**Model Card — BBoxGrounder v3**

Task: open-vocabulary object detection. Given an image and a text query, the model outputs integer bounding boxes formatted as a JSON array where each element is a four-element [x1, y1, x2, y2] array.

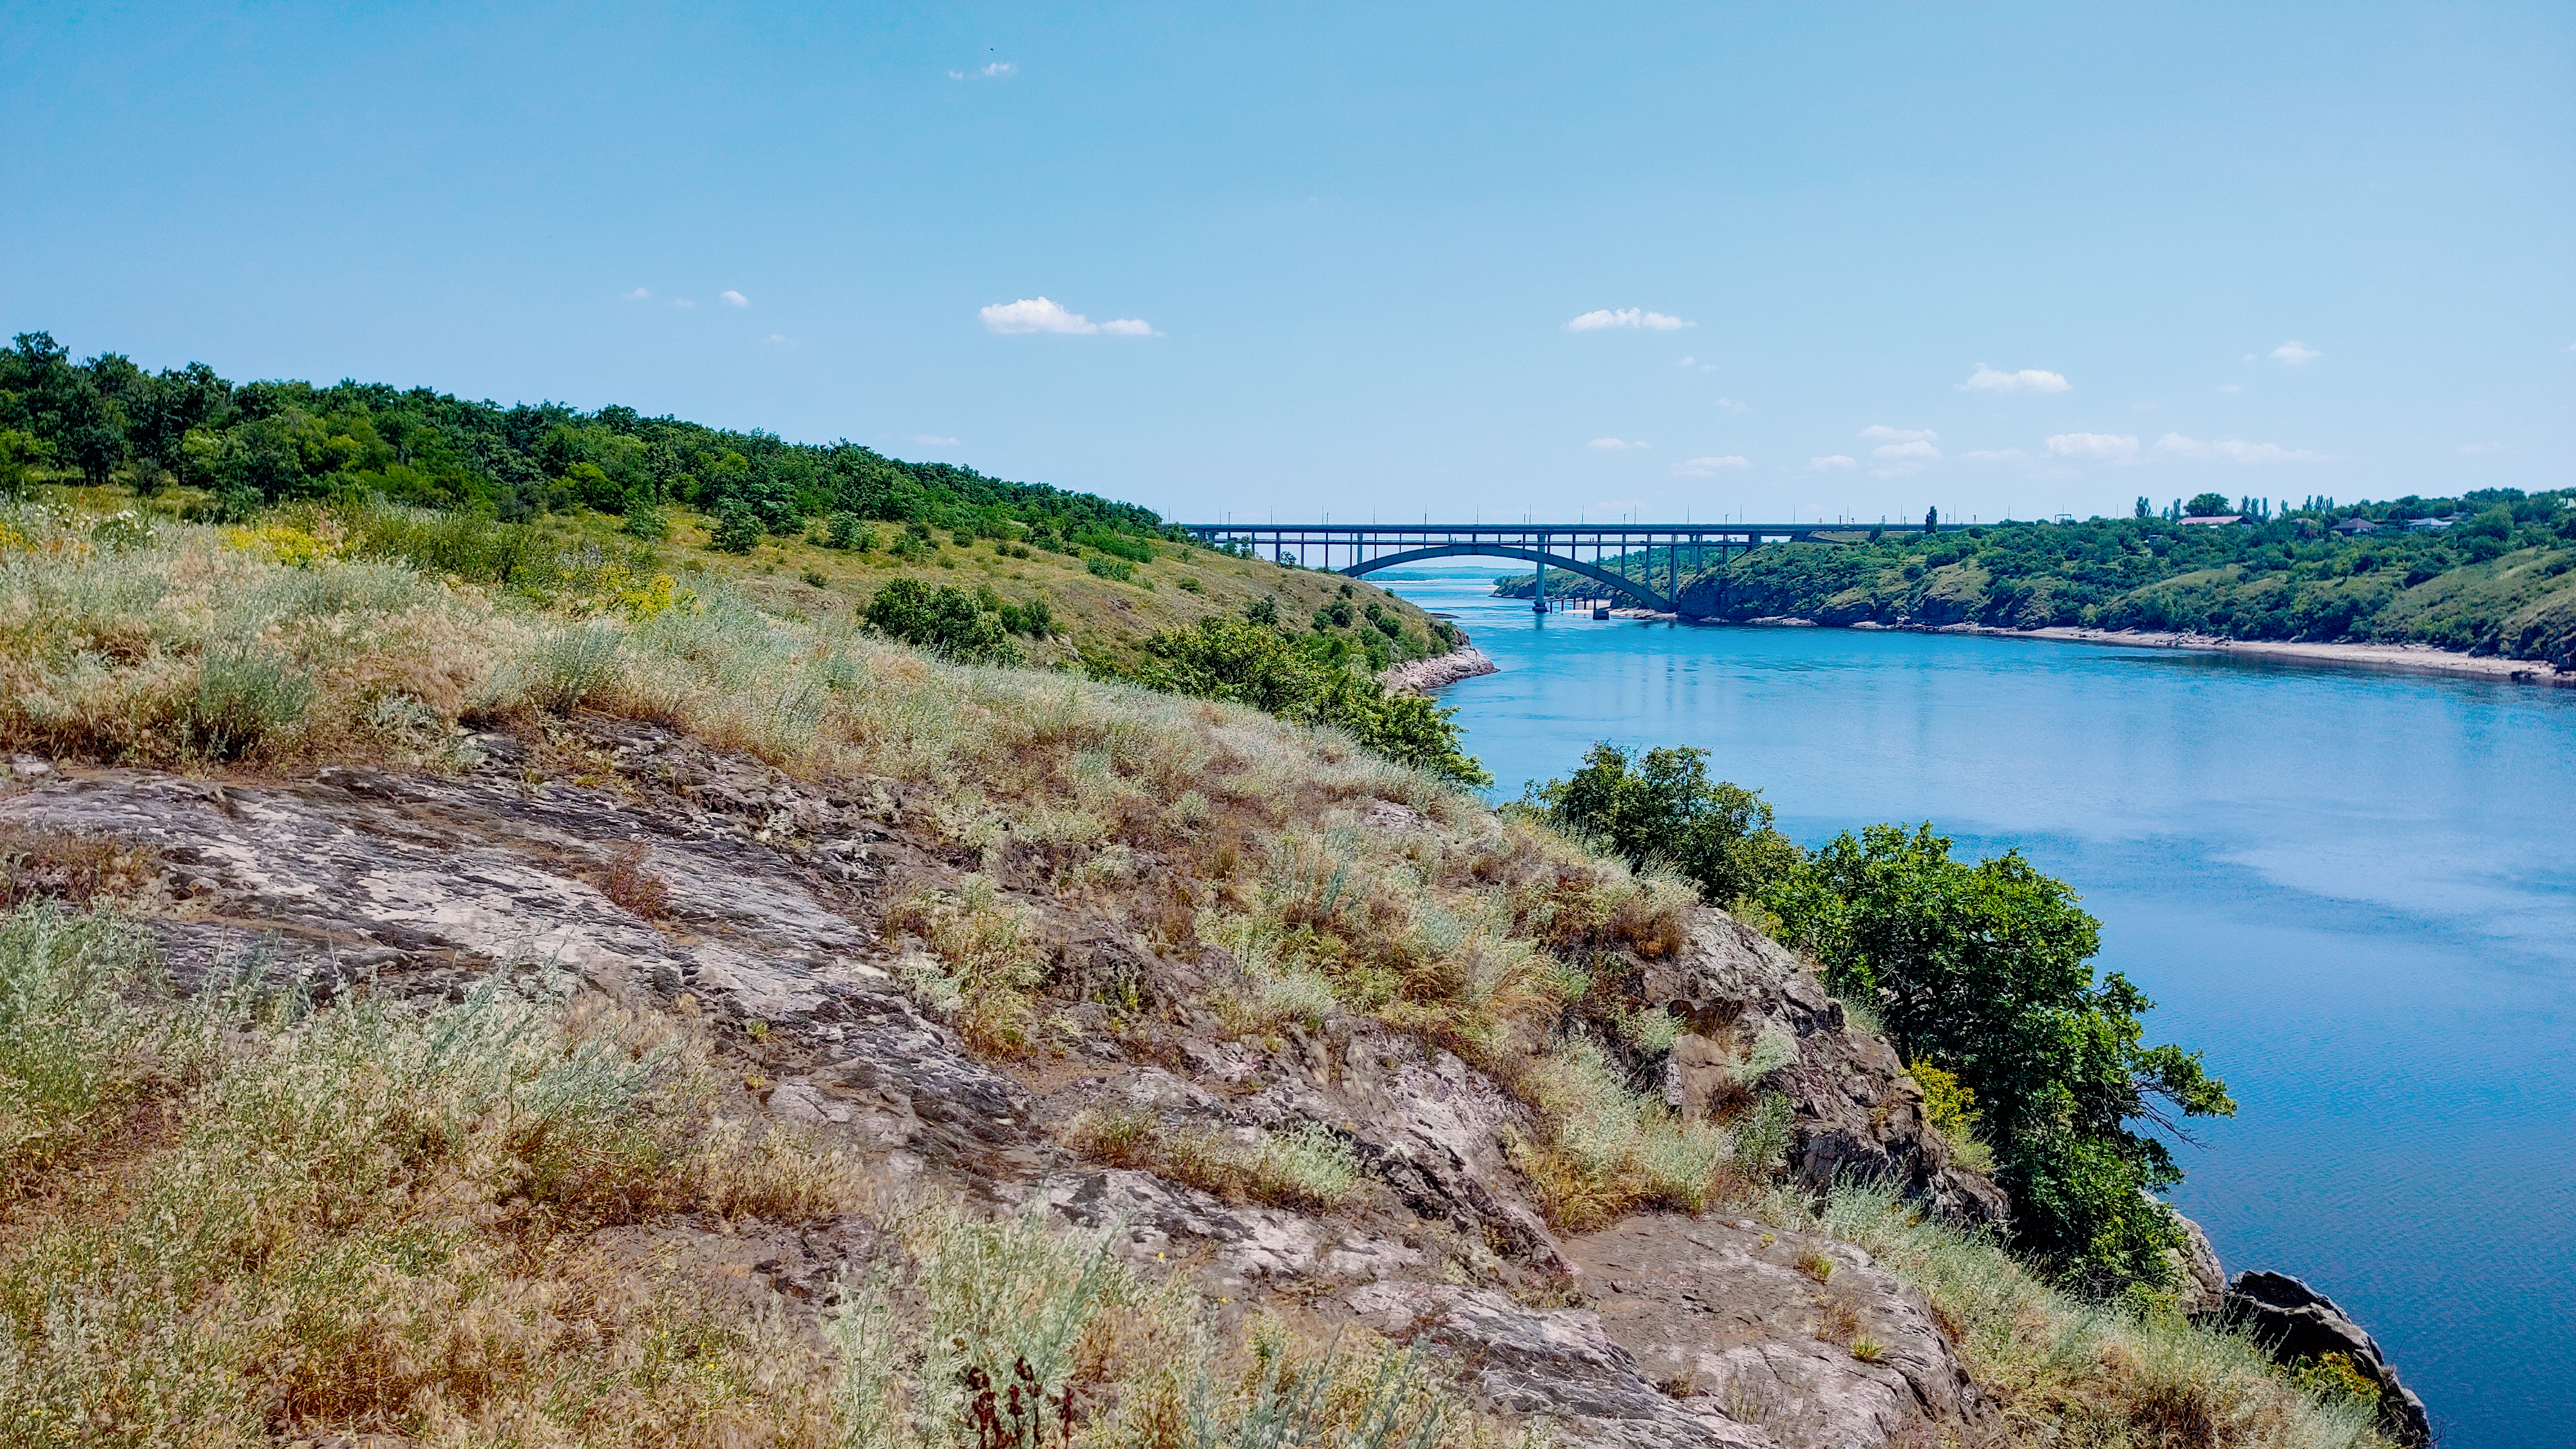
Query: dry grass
[[1065, 1108, 1365, 1213], [0, 498, 1786, 1247], [1768, 1182, 2394, 1449], [0, 824, 160, 911], [0, 903, 863, 1448], [833, 1198, 1502, 1449]]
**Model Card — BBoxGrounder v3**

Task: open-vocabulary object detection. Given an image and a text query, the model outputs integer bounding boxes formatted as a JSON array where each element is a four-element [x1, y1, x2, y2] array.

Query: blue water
[[1372, 565, 2576, 1449]]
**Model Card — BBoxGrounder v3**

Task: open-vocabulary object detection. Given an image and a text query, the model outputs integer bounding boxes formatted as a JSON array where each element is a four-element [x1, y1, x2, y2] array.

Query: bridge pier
[[1533, 535, 1547, 612]]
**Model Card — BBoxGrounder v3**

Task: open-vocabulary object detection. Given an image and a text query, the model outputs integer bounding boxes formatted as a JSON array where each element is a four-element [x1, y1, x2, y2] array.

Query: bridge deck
[[1182, 521, 1959, 614]]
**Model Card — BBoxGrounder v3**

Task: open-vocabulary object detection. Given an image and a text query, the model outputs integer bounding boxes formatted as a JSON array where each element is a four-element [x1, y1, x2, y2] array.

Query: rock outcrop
[[1380, 643, 1499, 694], [0, 714, 2030, 1448], [2222, 1271, 2432, 1446]]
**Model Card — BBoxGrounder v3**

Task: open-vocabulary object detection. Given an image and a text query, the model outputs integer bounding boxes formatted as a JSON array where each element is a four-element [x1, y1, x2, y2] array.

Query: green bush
[[865, 578, 1021, 665], [1112, 616, 1488, 787], [1518, 744, 1803, 909], [1073, 527, 1154, 563], [1085, 554, 1135, 582], [708, 505, 762, 554]]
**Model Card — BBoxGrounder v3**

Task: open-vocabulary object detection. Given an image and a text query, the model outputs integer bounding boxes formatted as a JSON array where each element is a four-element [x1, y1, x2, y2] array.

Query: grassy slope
[[637, 504, 1457, 670], [0, 499, 2387, 1448]]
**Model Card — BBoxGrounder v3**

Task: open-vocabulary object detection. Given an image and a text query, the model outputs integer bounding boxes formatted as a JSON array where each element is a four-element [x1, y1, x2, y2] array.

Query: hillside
[[0, 330, 1464, 674], [1495, 494, 2576, 669], [0, 497, 2408, 1448]]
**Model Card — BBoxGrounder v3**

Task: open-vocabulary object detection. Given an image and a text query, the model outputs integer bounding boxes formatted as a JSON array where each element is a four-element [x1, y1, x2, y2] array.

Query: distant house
[[2406, 517, 2452, 532], [2331, 518, 2379, 536], [2177, 515, 2244, 527]]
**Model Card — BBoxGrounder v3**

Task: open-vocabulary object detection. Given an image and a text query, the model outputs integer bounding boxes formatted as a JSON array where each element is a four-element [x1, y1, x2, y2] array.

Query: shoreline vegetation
[[1571, 609, 2576, 688], [1493, 489, 2576, 683]]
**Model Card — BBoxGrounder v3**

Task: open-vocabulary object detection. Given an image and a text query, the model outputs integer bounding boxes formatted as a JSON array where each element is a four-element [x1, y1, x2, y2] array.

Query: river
[[1372, 564, 2576, 1449]]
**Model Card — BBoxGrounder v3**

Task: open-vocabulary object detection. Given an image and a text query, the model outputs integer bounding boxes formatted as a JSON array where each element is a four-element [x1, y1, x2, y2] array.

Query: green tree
[[0, 428, 55, 496], [1519, 743, 1801, 908], [2184, 493, 2232, 517], [1766, 824, 2234, 1294]]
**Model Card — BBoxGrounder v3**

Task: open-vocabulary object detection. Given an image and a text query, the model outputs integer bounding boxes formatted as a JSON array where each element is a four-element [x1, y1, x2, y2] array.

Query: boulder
[[2221, 1271, 2431, 1446]]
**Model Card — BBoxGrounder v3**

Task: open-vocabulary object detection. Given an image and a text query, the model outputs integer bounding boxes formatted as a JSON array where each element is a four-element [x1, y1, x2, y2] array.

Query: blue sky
[[4, 1, 2568, 524]]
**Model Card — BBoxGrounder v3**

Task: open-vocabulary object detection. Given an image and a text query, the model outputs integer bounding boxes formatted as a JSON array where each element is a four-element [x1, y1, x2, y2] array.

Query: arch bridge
[[1182, 522, 1960, 614]]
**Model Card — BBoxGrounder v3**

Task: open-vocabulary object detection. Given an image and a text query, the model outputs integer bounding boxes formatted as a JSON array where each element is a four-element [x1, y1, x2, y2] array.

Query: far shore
[[1582, 606, 2576, 687]]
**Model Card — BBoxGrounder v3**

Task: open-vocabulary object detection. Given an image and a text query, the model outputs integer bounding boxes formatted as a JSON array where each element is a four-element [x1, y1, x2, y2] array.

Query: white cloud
[[1871, 439, 1940, 461], [622, 287, 650, 301], [2153, 433, 2325, 463], [1587, 437, 1650, 450], [2217, 383, 2242, 393], [1810, 455, 1857, 471], [2045, 432, 2141, 462], [983, 61, 1016, 76], [1861, 425, 1937, 444], [1962, 448, 2027, 462], [1567, 307, 1693, 332], [912, 434, 960, 447], [2269, 341, 2322, 365], [1962, 364, 2071, 393], [719, 289, 748, 307], [2459, 442, 2505, 455], [672, 298, 697, 309], [1671, 455, 1750, 477], [1713, 397, 1748, 412], [764, 333, 790, 344], [979, 297, 1153, 336], [1676, 355, 1694, 366]]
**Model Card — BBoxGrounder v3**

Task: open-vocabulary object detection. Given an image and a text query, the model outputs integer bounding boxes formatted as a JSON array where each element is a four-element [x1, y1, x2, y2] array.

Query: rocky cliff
[[1, 714, 2027, 1448]]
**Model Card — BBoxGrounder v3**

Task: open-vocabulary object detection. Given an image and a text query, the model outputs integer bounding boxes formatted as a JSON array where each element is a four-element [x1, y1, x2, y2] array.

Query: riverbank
[[1636, 612, 2576, 687], [1380, 641, 1499, 693]]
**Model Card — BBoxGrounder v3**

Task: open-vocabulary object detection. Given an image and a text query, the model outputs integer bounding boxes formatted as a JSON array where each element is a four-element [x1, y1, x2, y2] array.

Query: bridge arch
[[1340, 543, 1674, 613]]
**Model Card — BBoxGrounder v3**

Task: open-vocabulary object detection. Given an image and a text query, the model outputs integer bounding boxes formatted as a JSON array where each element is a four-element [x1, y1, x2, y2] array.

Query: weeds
[[1774, 1181, 2392, 1449], [1066, 1111, 1367, 1212], [0, 909, 865, 1447], [830, 1200, 1475, 1449], [886, 875, 1047, 1055]]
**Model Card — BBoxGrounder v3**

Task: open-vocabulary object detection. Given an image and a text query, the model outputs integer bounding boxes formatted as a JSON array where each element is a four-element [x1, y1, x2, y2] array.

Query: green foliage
[[1113, 615, 1490, 787], [1497, 491, 2576, 667], [708, 505, 762, 554], [865, 578, 1023, 665], [2184, 492, 2233, 517], [0, 428, 53, 496], [1765, 823, 2235, 1294], [1074, 527, 1155, 563], [1518, 743, 1801, 908], [1085, 554, 1135, 582], [0, 329, 1180, 551], [1243, 594, 1281, 626]]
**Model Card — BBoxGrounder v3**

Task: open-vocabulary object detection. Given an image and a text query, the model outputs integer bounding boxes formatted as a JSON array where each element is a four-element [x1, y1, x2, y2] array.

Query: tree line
[[0, 331, 1173, 546]]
